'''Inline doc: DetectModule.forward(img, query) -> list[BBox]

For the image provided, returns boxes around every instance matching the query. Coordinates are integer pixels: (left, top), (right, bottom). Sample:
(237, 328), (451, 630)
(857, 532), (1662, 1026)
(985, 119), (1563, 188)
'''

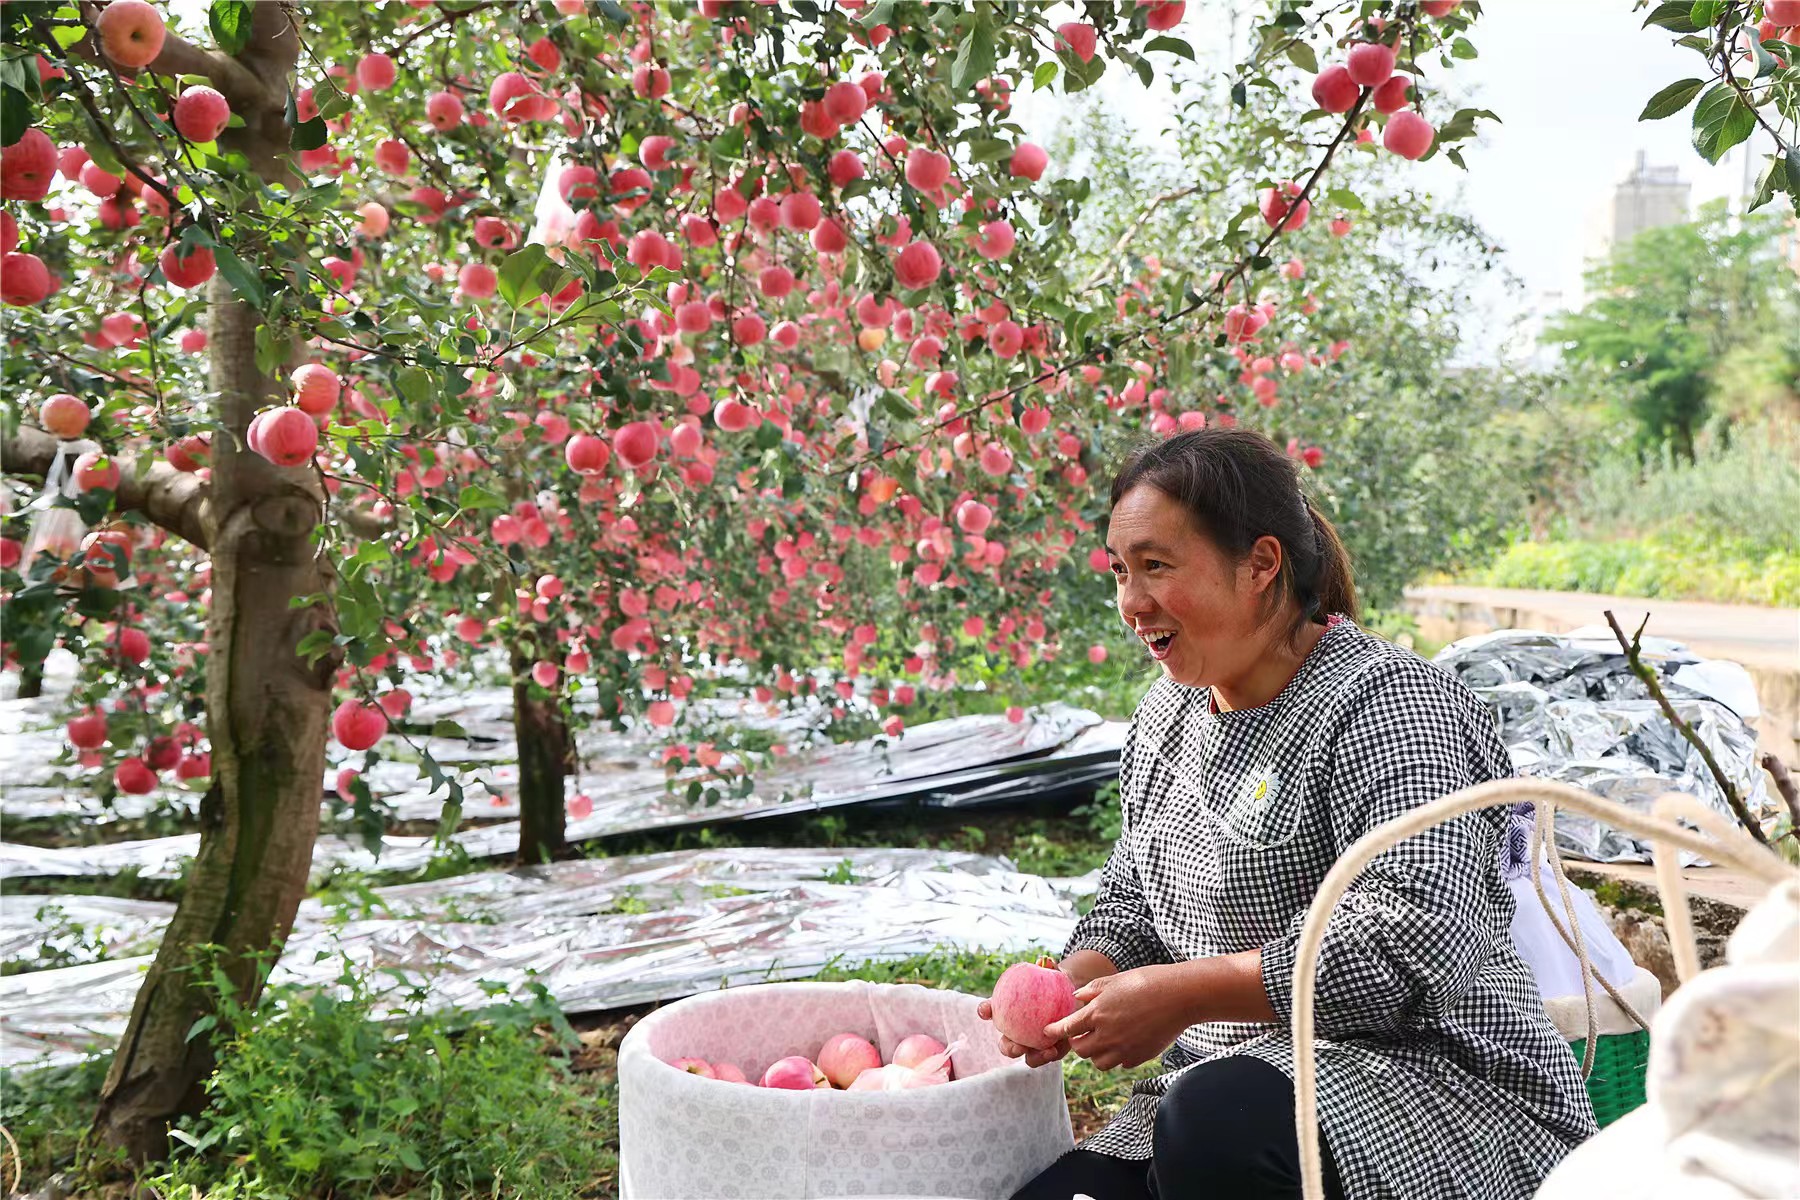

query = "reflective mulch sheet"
(0, 706), (1123, 881)
(1433, 627), (1773, 863)
(0, 847), (1098, 1072)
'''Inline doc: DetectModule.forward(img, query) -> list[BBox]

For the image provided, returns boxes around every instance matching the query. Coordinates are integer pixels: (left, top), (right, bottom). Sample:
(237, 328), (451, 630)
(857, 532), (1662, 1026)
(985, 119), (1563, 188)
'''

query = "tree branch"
(1760, 752), (1800, 832)
(2, 426), (212, 552)
(1604, 609), (1769, 845)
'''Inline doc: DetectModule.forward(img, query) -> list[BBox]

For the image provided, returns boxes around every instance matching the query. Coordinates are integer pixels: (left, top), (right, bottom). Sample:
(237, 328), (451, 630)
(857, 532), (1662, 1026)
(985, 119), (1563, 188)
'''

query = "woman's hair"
(1108, 428), (1359, 644)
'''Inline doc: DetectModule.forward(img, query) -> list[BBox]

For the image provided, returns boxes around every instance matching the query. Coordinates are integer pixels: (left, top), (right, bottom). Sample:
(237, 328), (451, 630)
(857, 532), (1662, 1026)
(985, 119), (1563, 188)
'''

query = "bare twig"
(1604, 609), (1770, 845)
(1760, 752), (1800, 831)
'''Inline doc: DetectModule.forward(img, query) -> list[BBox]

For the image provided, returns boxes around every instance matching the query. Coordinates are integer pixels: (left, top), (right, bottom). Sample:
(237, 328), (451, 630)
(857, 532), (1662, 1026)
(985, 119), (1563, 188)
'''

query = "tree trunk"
(512, 646), (571, 865)
(90, 281), (338, 1161)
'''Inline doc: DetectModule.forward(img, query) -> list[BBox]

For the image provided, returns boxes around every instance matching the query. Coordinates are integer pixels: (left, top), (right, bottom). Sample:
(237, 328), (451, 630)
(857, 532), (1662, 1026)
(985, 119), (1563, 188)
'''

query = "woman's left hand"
(1042, 963), (1196, 1071)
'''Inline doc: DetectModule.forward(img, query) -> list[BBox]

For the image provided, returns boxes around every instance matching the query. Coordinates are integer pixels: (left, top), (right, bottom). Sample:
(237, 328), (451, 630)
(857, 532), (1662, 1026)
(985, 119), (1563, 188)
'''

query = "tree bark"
(512, 645), (572, 865)
(87, 2), (327, 1162)
(90, 277), (338, 1164)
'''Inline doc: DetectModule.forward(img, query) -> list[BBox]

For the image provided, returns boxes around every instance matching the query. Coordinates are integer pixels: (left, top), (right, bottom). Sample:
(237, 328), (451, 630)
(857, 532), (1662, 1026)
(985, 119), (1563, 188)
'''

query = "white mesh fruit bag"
(617, 979), (1074, 1199)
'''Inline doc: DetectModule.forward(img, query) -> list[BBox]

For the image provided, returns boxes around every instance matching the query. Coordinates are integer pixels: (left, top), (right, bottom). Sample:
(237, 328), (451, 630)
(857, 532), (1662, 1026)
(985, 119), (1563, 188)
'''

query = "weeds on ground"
(136, 950), (616, 1200)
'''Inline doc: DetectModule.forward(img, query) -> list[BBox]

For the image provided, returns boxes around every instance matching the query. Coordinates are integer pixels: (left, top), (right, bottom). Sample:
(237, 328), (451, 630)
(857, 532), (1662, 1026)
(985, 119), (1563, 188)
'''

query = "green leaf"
(208, 0), (252, 54)
(1747, 151), (1787, 212)
(1641, 0), (1698, 31)
(290, 115), (327, 152)
(966, 137), (1013, 164)
(1639, 77), (1706, 121)
(429, 719), (468, 739)
(1282, 41), (1317, 73)
(394, 366), (433, 410)
(1690, 82), (1752, 164)
(1032, 61), (1059, 90)
(1324, 186), (1364, 212)
(1748, 35), (1778, 79)
(212, 245), (266, 307)
(1687, 1), (1723, 30)
(951, 24), (995, 91)
(49, 24), (86, 49)
(458, 485), (505, 511)
(1449, 37), (1478, 60)
(497, 245), (553, 308)
(295, 629), (336, 663)
(0, 85), (29, 148)
(1145, 35), (1195, 61)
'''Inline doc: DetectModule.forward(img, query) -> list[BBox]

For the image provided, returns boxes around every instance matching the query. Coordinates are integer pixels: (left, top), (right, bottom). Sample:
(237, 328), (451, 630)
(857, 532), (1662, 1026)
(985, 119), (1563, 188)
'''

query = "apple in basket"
(817, 1032), (883, 1088)
(760, 1055), (831, 1089)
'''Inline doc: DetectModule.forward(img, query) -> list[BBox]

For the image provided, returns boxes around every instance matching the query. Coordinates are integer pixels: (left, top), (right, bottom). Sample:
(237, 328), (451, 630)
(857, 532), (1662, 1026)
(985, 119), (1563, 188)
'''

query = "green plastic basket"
(1567, 1029), (1651, 1127)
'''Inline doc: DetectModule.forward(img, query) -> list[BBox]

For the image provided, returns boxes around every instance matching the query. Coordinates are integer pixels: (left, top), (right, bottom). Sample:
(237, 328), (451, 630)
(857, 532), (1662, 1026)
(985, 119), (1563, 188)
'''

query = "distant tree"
(1543, 200), (1795, 459)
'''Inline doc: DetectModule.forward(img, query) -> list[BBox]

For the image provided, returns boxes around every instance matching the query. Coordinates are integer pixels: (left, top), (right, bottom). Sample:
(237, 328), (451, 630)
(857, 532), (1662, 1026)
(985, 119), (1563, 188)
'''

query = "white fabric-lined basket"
(617, 980), (1073, 1199)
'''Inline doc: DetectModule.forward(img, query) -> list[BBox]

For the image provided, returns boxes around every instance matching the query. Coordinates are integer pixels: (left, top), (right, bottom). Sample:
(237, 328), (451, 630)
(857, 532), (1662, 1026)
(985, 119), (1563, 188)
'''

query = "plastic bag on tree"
(20, 443), (92, 569)
(617, 980), (1072, 1199)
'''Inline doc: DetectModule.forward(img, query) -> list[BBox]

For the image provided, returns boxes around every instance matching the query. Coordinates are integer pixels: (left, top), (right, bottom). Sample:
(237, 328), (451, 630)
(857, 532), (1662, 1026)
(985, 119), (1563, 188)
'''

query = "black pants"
(1009, 1055), (1347, 1200)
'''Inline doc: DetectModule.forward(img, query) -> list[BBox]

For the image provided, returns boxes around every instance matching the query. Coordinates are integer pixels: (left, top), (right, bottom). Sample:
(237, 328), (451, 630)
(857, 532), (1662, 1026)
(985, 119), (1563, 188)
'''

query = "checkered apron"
(1065, 618), (1598, 1199)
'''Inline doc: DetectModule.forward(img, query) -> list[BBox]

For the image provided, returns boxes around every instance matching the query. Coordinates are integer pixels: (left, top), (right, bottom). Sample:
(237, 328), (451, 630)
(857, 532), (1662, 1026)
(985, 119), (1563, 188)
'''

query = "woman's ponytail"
(1304, 502), (1359, 625)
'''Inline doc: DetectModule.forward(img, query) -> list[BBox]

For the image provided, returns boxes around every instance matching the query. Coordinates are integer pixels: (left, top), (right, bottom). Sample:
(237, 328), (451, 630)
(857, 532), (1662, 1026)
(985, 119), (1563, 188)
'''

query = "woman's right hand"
(976, 997), (1073, 1069)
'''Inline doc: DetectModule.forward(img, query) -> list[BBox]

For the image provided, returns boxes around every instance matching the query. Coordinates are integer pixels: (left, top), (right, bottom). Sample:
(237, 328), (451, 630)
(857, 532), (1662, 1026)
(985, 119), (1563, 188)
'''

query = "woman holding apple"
(980, 429), (1596, 1200)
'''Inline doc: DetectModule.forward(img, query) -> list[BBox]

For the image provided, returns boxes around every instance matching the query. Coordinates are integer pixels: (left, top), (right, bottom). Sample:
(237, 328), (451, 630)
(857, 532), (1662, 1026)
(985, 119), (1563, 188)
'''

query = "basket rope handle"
(1291, 779), (1797, 1200)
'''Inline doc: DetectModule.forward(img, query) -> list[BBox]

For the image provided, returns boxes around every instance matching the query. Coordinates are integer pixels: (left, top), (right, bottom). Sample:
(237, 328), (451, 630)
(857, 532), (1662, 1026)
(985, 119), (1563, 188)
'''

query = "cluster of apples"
(666, 1031), (958, 1092)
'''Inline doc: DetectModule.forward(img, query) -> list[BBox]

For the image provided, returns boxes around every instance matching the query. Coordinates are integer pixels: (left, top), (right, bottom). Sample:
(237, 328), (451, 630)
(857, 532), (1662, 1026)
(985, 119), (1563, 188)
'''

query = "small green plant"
(823, 856), (859, 885)
(142, 950), (615, 1199)
(1070, 779), (1124, 845)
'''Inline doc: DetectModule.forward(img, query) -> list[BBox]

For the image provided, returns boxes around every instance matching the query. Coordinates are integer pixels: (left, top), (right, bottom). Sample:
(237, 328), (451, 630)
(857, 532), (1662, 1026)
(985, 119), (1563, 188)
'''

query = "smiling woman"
(992, 429), (1598, 1200)
(1103, 428), (1357, 712)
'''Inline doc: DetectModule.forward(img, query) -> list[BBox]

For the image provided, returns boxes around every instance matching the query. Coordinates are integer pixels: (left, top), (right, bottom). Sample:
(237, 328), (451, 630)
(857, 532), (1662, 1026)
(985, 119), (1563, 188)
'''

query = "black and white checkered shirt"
(1065, 617), (1598, 1199)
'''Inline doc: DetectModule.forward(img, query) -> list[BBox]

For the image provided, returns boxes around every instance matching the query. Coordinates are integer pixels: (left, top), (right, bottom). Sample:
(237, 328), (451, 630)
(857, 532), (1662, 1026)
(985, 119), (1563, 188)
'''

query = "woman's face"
(1105, 484), (1275, 689)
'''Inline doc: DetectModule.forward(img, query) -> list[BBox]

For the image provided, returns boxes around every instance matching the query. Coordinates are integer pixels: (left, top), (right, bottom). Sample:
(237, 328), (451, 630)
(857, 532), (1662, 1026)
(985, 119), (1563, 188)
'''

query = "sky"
(1012, 1), (1786, 366)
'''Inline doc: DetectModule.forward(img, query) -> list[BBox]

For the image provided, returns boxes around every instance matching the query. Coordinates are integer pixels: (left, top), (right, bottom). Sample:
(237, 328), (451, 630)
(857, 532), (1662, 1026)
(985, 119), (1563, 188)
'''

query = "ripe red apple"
(990, 957), (1078, 1050)
(1383, 110), (1435, 160)
(67, 711), (109, 750)
(426, 90), (465, 130)
(1371, 73), (1415, 114)
(96, 0), (167, 69)
(2, 128), (58, 201)
(1055, 21), (1097, 63)
(72, 450), (120, 493)
(356, 52), (397, 91)
(39, 393), (90, 437)
(173, 86), (230, 142)
(1, 250), (50, 306)
(1422, 0), (1460, 15)
(613, 420), (660, 470)
(115, 756), (158, 795)
(1345, 41), (1396, 88)
(904, 147), (951, 191)
(291, 363), (341, 413)
(1009, 142), (1048, 181)
(565, 432), (611, 475)
(890, 1033), (947, 1070)
(249, 406), (319, 467)
(1142, 1), (1185, 31)
(332, 700), (388, 751)
(759, 1056), (829, 1089)
(159, 244), (216, 290)
(894, 240), (941, 290)
(1258, 181), (1310, 232)
(1310, 64), (1359, 113)
(816, 1033), (882, 1088)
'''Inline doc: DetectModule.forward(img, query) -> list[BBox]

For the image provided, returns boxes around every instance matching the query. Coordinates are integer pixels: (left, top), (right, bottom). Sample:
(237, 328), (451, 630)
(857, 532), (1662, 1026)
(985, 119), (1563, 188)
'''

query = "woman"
(979, 429), (1596, 1200)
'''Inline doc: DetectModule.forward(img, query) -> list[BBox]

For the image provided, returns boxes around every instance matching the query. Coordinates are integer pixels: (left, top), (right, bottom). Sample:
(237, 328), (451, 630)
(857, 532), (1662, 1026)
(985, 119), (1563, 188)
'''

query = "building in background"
(1611, 150), (1692, 248)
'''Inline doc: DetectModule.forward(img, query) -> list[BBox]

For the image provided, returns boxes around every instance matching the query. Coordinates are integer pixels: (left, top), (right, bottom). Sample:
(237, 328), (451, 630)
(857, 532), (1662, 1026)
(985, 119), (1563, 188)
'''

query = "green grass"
(1473, 530), (1800, 607)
